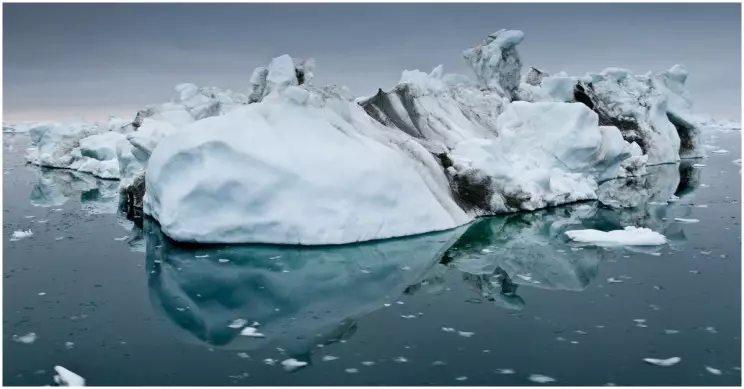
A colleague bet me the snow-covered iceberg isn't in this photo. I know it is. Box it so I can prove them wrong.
[18,28,732,246]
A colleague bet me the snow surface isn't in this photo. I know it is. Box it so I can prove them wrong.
[144,85,471,245]
[565,227,667,246]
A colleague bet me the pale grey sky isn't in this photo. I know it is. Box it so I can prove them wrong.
[3,3,741,122]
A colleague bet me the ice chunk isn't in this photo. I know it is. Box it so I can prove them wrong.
[345,368,358,374]
[643,357,681,367]
[228,319,247,329]
[239,327,265,337]
[281,358,307,371]
[565,227,666,246]
[497,368,515,374]
[528,374,557,383]
[53,365,85,386]
[674,218,699,223]
[457,331,475,338]
[322,355,338,362]
[711,149,729,154]
[11,229,34,240]
[705,366,722,375]
[394,357,409,363]
[12,332,37,344]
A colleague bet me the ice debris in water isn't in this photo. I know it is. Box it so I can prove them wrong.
[705,366,722,375]
[733,159,742,166]
[456,376,468,381]
[113,236,128,241]
[53,365,85,386]
[565,227,666,246]
[240,327,265,337]
[361,361,376,366]
[674,218,699,223]
[643,357,681,367]
[228,319,247,328]
[711,149,729,154]
[64,342,74,350]
[194,254,209,258]
[704,326,718,334]
[322,355,338,362]
[432,361,447,366]
[442,327,455,332]
[237,352,250,359]
[281,358,307,371]
[394,357,409,363]
[696,204,708,208]
[668,195,680,203]
[345,368,359,374]
[263,358,276,366]
[10,229,33,241]
[664,329,680,334]
[218,258,230,263]
[528,374,557,383]
[400,314,417,319]
[692,163,706,168]
[458,331,475,337]
[12,332,37,344]
[497,368,515,375]
[607,278,623,283]
[633,319,646,323]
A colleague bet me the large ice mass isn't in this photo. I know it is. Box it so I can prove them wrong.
[21,29,738,245]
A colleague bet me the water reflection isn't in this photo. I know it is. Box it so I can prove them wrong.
[29,168,120,214]
[144,218,466,357]
[140,161,698,359]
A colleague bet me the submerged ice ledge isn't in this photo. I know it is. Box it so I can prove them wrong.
[18,29,738,245]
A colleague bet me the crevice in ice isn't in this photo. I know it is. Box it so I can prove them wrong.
[666,111,695,158]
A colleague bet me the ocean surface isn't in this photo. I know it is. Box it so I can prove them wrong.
[3,130,741,386]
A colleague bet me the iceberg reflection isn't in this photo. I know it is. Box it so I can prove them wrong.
[144,218,466,355]
[29,167,120,214]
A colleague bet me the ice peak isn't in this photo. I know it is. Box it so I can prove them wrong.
[463,29,524,100]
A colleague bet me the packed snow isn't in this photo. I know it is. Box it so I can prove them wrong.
[565,227,667,246]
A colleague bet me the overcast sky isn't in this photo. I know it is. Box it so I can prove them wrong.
[3,3,741,122]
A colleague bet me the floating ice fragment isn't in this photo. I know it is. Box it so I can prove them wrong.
[633,319,646,323]
[674,218,699,223]
[11,229,33,240]
[218,258,230,263]
[263,358,276,366]
[607,278,623,283]
[481,249,493,253]
[574,330,587,335]
[432,361,446,366]
[394,357,408,363]
[237,352,250,359]
[566,227,666,246]
[55,237,65,241]
[664,329,680,334]
[13,332,37,344]
[53,365,85,386]
[113,236,128,241]
[458,331,474,337]
[401,266,411,271]
[497,368,515,374]
[704,326,717,334]
[322,355,338,362]
[383,303,391,307]
[228,319,247,328]
[711,149,729,154]
[345,368,358,374]
[456,376,468,381]
[361,361,375,366]
[692,163,706,168]
[396,301,404,305]
[705,366,722,375]
[696,204,708,208]
[281,358,307,371]
[39,292,46,296]
[64,342,74,350]
[240,327,265,337]
[400,314,417,319]
[194,254,209,258]
[269,255,281,260]
[643,357,681,367]
[528,374,557,383]
[733,159,742,166]
[570,341,579,344]
[516,274,533,281]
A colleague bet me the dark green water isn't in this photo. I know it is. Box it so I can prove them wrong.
[3,131,741,386]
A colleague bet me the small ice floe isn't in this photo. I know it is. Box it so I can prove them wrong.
[10,229,33,241]
[516,274,533,282]
[360,269,371,274]
[692,163,707,168]
[53,365,85,386]
[497,368,515,375]
[711,149,729,154]
[218,258,230,263]
[664,329,680,334]
[701,251,712,255]
[322,355,338,362]
[565,227,666,246]
[643,357,681,367]
[240,327,264,337]
[442,327,455,333]
[345,368,358,374]
[394,357,409,363]
[396,301,404,305]
[53,208,63,212]
[570,341,579,344]
[636,324,648,328]
[733,367,741,371]
[400,314,417,319]
[649,304,660,311]
[401,266,411,271]
[269,255,281,260]
[689,270,700,274]
[696,204,709,208]
[37,219,48,224]
[281,358,307,371]
[481,248,493,253]
[633,319,646,324]
[361,361,375,366]
[12,332,37,344]
[674,218,699,223]
[596,325,606,329]
[55,237,65,241]
[704,326,718,334]
[648,201,667,206]
[705,366,722,375]
[458,331,474,338]
[194,254,209,258]
[455,376,468,381]
[25,215,35,219]
[383,303,391,307]
[237,352,250,359]
[113,236,128,241]
[251,321,260,327]
[64,342,74,350]
[733,159,742,166]
[556,337,566,342]
[528,374,557,383]
[263,358,276,366]
[607,278,623,283]
[432,361,446,366]
[39,292,46,296]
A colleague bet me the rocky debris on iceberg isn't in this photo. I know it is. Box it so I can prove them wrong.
[19,28,736,245]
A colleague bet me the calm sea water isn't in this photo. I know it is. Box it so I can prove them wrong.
[3,131,741,386]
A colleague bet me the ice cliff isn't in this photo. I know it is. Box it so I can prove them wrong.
[21,29,738,245]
